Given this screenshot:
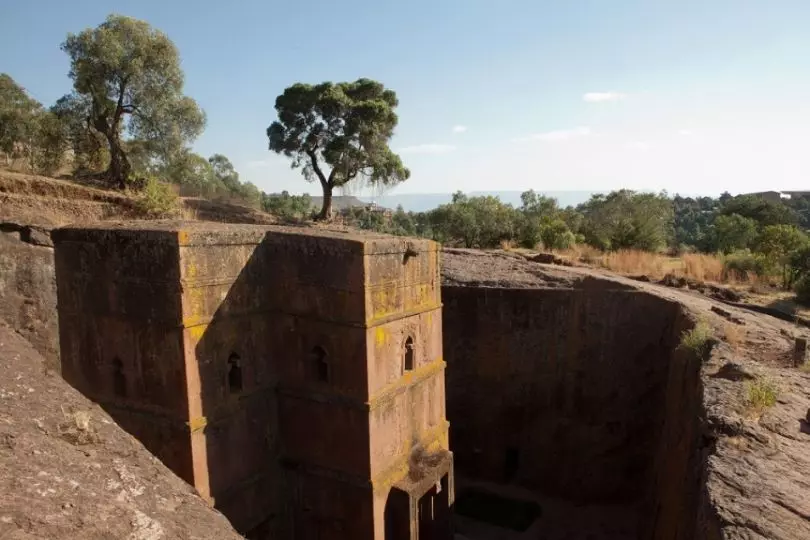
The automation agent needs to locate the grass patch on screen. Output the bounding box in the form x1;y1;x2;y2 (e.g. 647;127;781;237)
744;378;778;414
679;320;713;356
799;362;810;373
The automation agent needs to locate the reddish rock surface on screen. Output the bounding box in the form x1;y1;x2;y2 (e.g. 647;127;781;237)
0;323;242;540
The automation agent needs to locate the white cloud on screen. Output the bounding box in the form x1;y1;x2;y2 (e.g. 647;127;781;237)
398;143;457;155
452;125;468;133
513;126;592;143
583;92;626;103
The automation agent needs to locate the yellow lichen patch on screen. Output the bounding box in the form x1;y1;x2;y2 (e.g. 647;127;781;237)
375;327;388;349
185;323;208;343
187;416;208;433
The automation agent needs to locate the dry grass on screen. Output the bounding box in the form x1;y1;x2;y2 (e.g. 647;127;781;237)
559;247;762;287
499;239;515;251
682;253;725;283
723;323;745;350
744;378;778;415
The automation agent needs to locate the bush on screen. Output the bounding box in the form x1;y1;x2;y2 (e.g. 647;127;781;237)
136;176;179;217
679;320;713;357
795;275;810;306
722;250;772;282
540;219;575;251
744;378;778;414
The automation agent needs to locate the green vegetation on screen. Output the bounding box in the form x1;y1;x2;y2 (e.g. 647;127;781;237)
135;176;179;217
61;14;206;188
744;378;778;414
679;320;713;356
0;14;299;210
266;79;409;220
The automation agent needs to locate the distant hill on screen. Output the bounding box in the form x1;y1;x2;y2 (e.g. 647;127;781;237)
357;191;600;213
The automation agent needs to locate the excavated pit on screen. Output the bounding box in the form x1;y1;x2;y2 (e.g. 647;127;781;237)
443;282;706;539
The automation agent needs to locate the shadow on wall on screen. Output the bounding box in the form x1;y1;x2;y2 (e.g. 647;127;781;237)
185;235;281;537
187;230;378;539
441;285;707;540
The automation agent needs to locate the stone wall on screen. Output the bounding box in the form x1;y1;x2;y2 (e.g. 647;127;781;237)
54;222;453;540
442;285;685;503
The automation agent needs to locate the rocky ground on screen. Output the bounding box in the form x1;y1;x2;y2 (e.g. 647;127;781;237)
442;248;810;539
0;322;242;540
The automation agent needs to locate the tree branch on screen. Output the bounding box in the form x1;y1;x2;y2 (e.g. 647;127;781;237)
306;149;329;188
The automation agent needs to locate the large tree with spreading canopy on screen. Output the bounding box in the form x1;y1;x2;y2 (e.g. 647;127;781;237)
266;78;409;220
61;14;205;188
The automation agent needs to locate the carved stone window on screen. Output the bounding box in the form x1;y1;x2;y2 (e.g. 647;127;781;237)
404;336;414;372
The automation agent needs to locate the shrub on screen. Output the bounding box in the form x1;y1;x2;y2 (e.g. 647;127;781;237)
722;250;772;282
744;378;778;414
679;320;713;356
540;219;575;251
136;176;179;218
795;275;810;306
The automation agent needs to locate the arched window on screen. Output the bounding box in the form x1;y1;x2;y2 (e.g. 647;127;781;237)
404;336;414;372
311;346;329;382
227;353;243;393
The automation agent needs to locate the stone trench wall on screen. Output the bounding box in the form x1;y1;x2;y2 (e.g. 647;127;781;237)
442;285;707;537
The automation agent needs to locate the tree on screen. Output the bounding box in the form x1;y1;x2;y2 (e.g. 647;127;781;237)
61;14;205;188
51;93;109;173
162;150;215;193
430;192;517;248
0;74;42;165
710;213;759;254
720;194;796;227
209;154;240;192
755;224;810;288
539;219;575;250
266;78;410;220
578;190;673;251
262;191;313;221
30;111;69;175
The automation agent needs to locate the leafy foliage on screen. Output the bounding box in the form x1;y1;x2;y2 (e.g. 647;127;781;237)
267;78;409;219
710;213;759;254
0;73;42;162
135;176;179;217
579;190;673;251
61;14;205;187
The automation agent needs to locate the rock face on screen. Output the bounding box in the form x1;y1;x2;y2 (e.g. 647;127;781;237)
441;248;810;540
0;323;242;540
0;232;59;370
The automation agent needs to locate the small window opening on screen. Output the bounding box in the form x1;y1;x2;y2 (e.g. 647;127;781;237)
311;346;329;382
227;353;243;393
112;357;127;398
404;336;415;372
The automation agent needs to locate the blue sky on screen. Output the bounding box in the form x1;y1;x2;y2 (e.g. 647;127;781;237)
2;0;810;197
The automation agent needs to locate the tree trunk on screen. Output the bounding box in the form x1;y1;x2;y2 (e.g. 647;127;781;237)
317;184;333;221
106;136;131;190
